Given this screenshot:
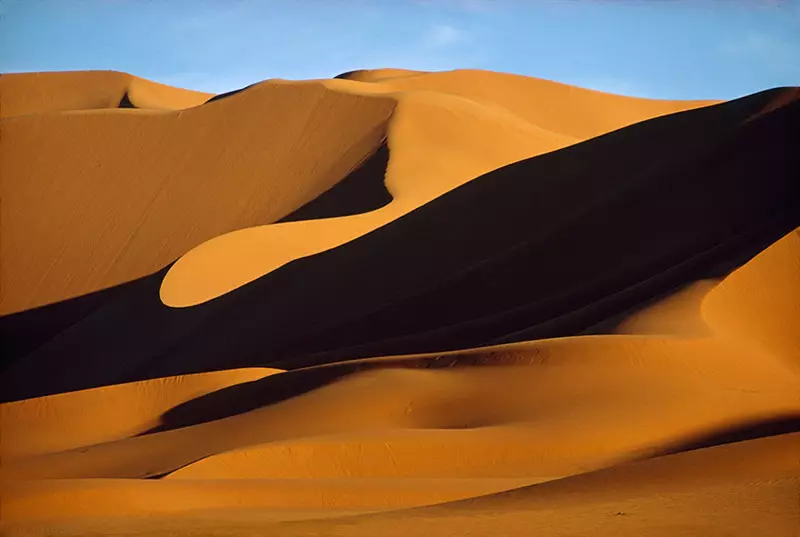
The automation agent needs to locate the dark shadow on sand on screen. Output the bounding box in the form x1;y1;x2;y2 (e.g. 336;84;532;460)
278;142;392;223
648;414;800;458
204;83;260;104
118;91;135;109
2;87;798;402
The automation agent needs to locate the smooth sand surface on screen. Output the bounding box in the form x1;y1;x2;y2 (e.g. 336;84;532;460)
1;70;798;536
0;70;212;118
2;79;394;314
1;68;716;314
160;70;717;307
1;368;281;458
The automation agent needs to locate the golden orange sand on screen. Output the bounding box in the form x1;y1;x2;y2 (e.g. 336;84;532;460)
3;228;799;534
1;69;716;313
0;70;212;118
1;70;796;537
1;79;394;314
160;70;716;307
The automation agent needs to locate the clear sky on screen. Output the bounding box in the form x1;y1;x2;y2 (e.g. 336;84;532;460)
2;0;799;100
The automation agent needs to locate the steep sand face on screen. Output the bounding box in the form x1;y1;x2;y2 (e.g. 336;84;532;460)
160;71;716;308
2;71;797;536
702;229;800;370
3;77;796;403
356;68;717;139
160;85;576;307
0;70;212;118
611;279;721;337
0;68;718;314
1;81;394;314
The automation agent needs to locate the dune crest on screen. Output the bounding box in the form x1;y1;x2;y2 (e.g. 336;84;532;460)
0;70;211;118
1;79;394;314
160;69;717;307
1;368;281;458
2;68;798;536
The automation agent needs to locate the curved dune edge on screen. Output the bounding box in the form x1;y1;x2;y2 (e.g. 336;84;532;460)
2;229;798;535
5;332;798;481
6;229;799;483
3;434;797;533
2;477;540;521
702;228;800;370
0;70;212;118
345;69;717;140
160;71;717;308
4;70;798;536
1;368;281;458
2;79;395;315
606;278;721;337
282;433;798;537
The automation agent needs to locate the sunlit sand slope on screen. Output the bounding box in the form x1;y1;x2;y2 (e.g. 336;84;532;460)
2;69;716;315
1;368;281;458
0;70;212;117
1;80;394;314
3;84;796;403
5;231;800;481
1;71;798;537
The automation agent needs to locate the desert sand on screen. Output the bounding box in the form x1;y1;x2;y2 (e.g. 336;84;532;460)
1;69;798;536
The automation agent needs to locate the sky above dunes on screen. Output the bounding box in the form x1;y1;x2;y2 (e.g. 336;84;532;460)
1;0;799;100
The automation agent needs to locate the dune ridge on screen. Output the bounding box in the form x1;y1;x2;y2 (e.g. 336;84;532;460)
2;68;716;315
1;69;798;536
0;70;212;118
1;80;395;314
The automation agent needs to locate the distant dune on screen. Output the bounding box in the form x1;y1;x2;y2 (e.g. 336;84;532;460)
0;70;212;117
1;69;798;536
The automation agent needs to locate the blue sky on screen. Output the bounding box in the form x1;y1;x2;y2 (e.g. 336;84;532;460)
1;0;799;100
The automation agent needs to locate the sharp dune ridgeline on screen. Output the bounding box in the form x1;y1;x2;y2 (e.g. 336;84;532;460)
1;68;798;537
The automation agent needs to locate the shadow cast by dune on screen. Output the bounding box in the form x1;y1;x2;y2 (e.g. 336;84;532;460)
203;82;260;104
140;352;502;435
0;278;137;373
646;414;800;458
118;91;135;109
2;86;798;402
279;142;392;222
141;367;349;435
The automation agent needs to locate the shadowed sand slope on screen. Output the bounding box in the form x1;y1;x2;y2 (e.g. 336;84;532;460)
1;70;799;536
1;80;395;314
2;69;714;315
2;84;796;402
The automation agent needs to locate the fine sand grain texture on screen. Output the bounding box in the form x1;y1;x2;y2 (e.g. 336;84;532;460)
1;70;798;536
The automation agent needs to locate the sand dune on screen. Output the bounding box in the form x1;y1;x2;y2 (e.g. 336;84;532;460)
1;69;798;536
161;70;716;308
702;228;800;370
5;330;798;481
1;80;394;314
343;68;717;139
3;434;797;535
0;70;212;118
2;68;718;315
3;79;794;403
1;368;280;458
